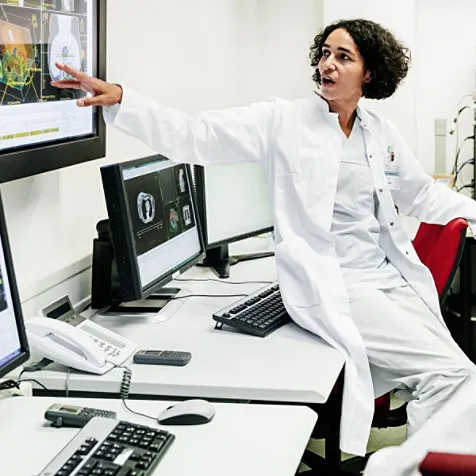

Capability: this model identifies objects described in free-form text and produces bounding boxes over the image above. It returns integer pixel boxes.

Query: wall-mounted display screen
[0,0,106,183]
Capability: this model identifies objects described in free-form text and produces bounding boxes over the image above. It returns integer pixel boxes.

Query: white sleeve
[388,122,476,235]
[102,86,275,166]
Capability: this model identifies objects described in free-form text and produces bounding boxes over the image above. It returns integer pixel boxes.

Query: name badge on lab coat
[384,146,400,191]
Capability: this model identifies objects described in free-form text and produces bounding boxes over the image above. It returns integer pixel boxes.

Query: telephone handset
[26,317,114,375]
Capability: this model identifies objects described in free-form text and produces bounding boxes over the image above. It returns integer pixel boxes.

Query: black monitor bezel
[101,155,205,302]
[0,192,30,379]
[194,165,273,249]
[0,0,107,184]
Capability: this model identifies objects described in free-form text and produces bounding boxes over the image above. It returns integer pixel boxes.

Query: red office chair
[372,217,469,430]
[301,218,469,475]
[420,452,476,476]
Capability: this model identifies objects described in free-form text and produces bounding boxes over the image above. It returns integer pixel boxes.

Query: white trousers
[349,285,476,437]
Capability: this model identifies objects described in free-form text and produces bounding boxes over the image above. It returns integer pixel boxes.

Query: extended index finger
[55,62,89,81]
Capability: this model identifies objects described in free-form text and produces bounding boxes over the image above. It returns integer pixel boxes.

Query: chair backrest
[420,452,476,476]
[412,218,468,301]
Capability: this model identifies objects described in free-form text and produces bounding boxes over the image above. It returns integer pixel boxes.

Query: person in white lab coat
[52,18,476,456]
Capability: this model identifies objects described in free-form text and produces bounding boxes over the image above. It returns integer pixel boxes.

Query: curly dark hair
[309,19,411,100]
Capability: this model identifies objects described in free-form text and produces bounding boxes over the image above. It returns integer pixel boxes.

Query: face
[318,28,370,103]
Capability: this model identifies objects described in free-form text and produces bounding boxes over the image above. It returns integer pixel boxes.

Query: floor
[299,396,407,473]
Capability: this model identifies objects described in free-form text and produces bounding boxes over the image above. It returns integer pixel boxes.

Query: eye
[340,54,351,61]
[321,49,330,57]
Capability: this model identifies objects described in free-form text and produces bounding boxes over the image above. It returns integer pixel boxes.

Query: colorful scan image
[0,21,36,90]
[0,2,88,105]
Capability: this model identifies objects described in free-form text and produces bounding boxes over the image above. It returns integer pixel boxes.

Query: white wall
[236,0,323,102]
[1,0,324,317]
[414,0,476,182]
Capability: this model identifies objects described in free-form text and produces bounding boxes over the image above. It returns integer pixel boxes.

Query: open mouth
[322,77,336,87]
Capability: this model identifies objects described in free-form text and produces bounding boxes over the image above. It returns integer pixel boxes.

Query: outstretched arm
[52,63,274,166]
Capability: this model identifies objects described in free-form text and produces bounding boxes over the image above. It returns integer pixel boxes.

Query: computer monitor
[0,0,107,183]
[92,154,205,313]
[0,192,29,379]
[195,162,274,278]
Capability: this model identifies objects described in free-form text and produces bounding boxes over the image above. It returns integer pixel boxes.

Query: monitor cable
[171,293,249,300]
[0,377,59,397]
[175,278,272,285]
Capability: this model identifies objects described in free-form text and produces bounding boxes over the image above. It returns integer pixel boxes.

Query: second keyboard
[213,282,291,337]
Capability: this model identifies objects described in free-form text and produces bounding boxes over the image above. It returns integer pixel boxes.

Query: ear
[363,70,372,84]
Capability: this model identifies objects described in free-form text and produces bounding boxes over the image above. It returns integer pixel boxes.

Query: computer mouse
[157,399,216,425]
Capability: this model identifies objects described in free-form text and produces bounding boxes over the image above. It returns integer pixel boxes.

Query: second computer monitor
[195,162,273,278]
[0,192,30,378]
[100,155,204,305]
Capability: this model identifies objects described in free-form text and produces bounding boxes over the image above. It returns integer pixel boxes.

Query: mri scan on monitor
[48,13,82,81]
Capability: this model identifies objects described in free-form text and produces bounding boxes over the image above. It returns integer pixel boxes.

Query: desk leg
[460,240,473,359]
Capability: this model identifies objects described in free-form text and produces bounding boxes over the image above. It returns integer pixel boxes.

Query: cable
[122,399,157,423]
[175,278,272,285]
[451,94,475,171]
[454,158,475,185]
[65,367,71,398]
[449,105,472,135]
[0,380,20,391]
[117,366,157,423]
[456,184,473,193]
[171,293,248,300]
[452,135,474,175]
[119,366,132,399]
[12,378,58,397]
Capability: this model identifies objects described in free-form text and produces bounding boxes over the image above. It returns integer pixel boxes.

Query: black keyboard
[213,281,291,337]
[38,417,174,476]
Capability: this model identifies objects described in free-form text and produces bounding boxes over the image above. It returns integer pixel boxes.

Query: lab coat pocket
[337,158,372,211]
[292,147,333,207]
[274,240,321,309]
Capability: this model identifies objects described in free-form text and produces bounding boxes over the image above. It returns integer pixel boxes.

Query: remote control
[45,403,117,428]
[133,349,192,366]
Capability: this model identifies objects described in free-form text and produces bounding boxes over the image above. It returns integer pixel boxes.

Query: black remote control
[133,349,192,366]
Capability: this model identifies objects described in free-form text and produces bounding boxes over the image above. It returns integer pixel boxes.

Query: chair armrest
[420,452,476,475]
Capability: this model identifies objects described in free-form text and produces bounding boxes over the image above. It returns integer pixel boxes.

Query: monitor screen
[101,155,204,301]
[0,193,29,378]
[0,0,106,182]
[197,162,273,247]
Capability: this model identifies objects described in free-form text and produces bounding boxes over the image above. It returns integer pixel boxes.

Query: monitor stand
[91,219,182,315]
[102,288,181,314]
[200,244,274,279]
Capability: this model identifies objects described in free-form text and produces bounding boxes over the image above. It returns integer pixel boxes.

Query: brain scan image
[0,21,36,92]
[48,13,81,81]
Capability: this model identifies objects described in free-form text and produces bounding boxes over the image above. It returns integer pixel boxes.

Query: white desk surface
[21,253,344,404]
[0,396,317,476]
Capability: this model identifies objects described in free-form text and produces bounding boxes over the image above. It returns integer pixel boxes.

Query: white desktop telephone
[26,317,114,375]
[25,297,137,375]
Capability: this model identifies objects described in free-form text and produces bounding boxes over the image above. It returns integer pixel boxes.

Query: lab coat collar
[312,91,370,131]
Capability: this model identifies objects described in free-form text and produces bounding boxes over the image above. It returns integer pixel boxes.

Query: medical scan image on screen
[0,0,95,152]
[123,161,200,288]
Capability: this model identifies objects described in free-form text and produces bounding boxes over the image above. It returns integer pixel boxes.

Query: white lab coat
[103,89,476,456]
[363,379,476,476]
